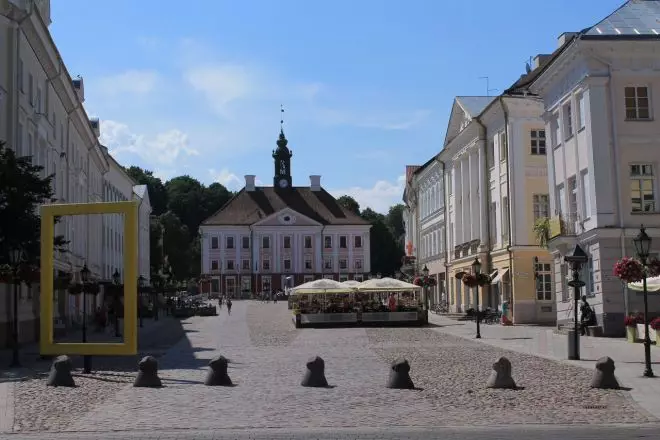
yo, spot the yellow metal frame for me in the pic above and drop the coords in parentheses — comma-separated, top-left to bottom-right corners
(40, 201, 139, 355)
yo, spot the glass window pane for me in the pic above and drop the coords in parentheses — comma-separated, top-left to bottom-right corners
(639, 108, 650, 119)
(625, 87, 636, 98)
(637, 87, 648, 97)
(626, 109, 637, 119)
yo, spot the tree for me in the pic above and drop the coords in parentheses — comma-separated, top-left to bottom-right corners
(360, 208, 385, 223)
(165, 175, 207, 236)
(0, 141, 67, 266)
(368, 219, 404, 276)
(385, 204, 405, 242)
(149, 218, 164, 275)
(158, 211, 192, 281)
(337, 195, 361, 215)
(125, 166, 168, 216)
(203, 182, 232, 220)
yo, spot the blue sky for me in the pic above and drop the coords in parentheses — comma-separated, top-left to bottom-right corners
(50, 0, 623, 213)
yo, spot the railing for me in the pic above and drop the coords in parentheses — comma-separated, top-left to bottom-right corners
(549, 212, 580, 238)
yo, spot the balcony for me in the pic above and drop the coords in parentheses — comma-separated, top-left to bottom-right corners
(548, 212, 580, 238)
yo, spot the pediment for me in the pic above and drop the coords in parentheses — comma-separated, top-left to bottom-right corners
(444, 100, 472, 147)
(251, 207, 322, 227)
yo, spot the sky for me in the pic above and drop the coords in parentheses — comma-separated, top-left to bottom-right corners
(49, 0, 624, 213)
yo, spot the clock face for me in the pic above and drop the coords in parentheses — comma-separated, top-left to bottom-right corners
(279, 179, 289, 188)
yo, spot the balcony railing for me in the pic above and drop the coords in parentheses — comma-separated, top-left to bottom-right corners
(549, 212, 580, 238)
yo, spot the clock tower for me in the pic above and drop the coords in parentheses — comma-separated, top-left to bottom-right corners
(273, 109, 293, 188)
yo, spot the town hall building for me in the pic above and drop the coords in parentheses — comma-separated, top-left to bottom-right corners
(199, 127, 372, 297)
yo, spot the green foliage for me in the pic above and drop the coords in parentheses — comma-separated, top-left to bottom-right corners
(125, 166, 168, 215)
(337, 195, 360, 215)
(533, 217, 550, 249)
(0, 141, 68, 267)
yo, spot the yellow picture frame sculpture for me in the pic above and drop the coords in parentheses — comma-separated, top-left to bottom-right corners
(40, 201, 139, 356)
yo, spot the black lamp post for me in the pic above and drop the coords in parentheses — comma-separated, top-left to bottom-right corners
(564, 244, 588, 361)
(422, 265, 430, 311)
(80, 264, 92, 373)
(138, 275, 145, 328)
(8, 248, 23, 368)
(111, 269, 121, 337)
(633, 225, 655, 378)
(472, 257, 482, 339)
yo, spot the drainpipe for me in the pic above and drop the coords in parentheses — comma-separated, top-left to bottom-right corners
(434, 158, 451, 304)
(498, 97, 515, 314)
(320, 225, 326, 278)
(249, 225, 254, 296)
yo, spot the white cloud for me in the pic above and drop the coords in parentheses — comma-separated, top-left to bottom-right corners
(330, 175, 405, 214)
(100, 120, 199, 168)
(97, 70, 160, 95)
(208, 168, 263, 190)
(184, 65, 255, 118)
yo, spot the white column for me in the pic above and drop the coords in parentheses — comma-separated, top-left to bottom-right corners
(333, 233, 339, 274)
(478, 144, 488, 248)
(468, 153, 474, 241)
(460, 158, 468, 244)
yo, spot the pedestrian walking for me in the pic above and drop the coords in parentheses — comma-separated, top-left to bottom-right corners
(227, 298, 232, 315)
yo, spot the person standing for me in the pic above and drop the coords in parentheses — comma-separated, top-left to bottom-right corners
(226, 298, 232, 315)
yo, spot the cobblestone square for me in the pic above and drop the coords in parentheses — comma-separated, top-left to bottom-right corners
(9, 302, 657, 433)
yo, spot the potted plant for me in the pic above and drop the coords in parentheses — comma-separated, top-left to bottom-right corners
(613, 257, 644, 283)
(533, 217, 551, 248)
(461, 273, 478, 288)
(624, 315, 641, 342)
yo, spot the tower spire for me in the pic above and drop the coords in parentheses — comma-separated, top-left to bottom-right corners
(280, 104, 285, 134)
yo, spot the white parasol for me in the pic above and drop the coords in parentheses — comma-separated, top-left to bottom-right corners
(355, 277, 421, 292)
(291, 278, 355, 294)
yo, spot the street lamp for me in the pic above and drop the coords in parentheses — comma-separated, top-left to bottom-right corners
(80, 264, 92, 373)
(111, 269, 121, 337)
(138, 275, 145, 328)
(472, 257, 482, 339)
(8, 248, 23, 368)
(633, 225, 655, 378)
(564, 244, 588, 361)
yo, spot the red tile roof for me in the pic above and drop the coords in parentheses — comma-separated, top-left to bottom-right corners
(201, 186, 369, 226)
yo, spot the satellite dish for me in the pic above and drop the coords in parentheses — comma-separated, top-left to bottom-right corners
(525, 62, 532, 74)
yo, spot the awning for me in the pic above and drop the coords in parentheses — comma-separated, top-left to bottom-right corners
(490, 268, 509, 285)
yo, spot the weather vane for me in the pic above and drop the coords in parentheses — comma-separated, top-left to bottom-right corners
(280, 104, 284, 129)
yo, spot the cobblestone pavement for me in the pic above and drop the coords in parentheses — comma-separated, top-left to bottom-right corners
(2, 425, 660, 440)
(8, 302, 659, 433)
(11, 316, 188, 432)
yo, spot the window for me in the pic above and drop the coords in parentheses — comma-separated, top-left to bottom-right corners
(354, 236, 362, 248)
(535, 262, 552, 301)
(563, 102, 573, 139)
(499, 132, 508, 162)
(583, 258, 595, 298)
(211, 260, 219, 271)
(211, 236, 219, 249)
(630, 164, 656, 212)
(502, 196, 510, 242)
(552, 115, 560, 146)
(304, 236, 312, 249)
(283, 236, 291, 249)
(577, 94, 586, 129)
(488, 139, 495, 168)
(226, 236, 234, 249)
(283, 259, 291, 271)
(354, 274, 364, 282)
(324, 258, 333, 270)
(211, 279, 219, 293)
(262, 236, 270, 249)
(339, 275, 349, 282)
(303, 275, 314, 283)
(226, 260, 234, 270)
(581, 171, 591, 219)
(36, 87, 42, 113)
(262, 259, 270, 271)
(530, 130, 546, 155)
(242, 259, 250, 270)
(242, 236, 250, 249)
(355, 259, 363, 270)
(625, 86, 650, 120)
(305, 259, 313, 270)
(339, 259, 348, 270)
(339, 236, 347, 248)
(533, 194, 550, 221)
(324, 236, 332, 249)
(489, 202, 498, 244)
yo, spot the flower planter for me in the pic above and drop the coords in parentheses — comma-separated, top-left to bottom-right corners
(626, 326, 637, 343)
(637, 323, 646, 341)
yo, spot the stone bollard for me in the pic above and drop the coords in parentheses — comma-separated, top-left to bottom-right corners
(46, 355, 75, 387)
(386, 358, 415, 389)
(301, 356, 329, 387)
(133, 355, 163, 388)
(205, 355, 233, 386)
(591, 356, 620, 389)
(486, 357, 517, 389)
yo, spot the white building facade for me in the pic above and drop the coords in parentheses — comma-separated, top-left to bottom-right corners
(521, 2, 660, 336)
(0, 0, 149, 345)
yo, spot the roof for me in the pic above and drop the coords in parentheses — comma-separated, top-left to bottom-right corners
(585, 0, 660, 37)
(133, 184, 148, 198)
(201, 186, 370, 226)
(455, 96, 497, 117)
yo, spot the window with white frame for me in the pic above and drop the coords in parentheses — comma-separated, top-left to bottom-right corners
(339, 274, 348, 282)
(624, 86, 650, 120)
(552, 115, 560, 146)
(242, 236, 250, 249)
(283, 236, 291, 249)
(563, 102, 573, 139)
(499, 132, 508, 162)
(355, 259, 363, 270)
(324, 236, 332, 249)
(488, 139, 495, 168)
(630, 164, 656, 212)
(577, 94, 586, 129)
(226, 259, 235, 270)
(533, 194, 550, 221)
(339, 259, 348, 270)
(241, 259, 250, 270)
(262, 258, 270, 271)
(211, 260, 219, 271)
(262, 236, 270, 249)
(304, 236, 312, 249)
(226, 236, 234, 249)
(354, 274, 364, 282)
(535, 262, 552, 301)
(303, 275, 314, 283)
(530, 130, 546, 155)
(305, 259, 313, 270)
(339, 236, 347, 248)
(283, 259, 291, 271)
(211, 237, 218, 249)
(354, 236, 362, 248)
(324, 257, 333, 270)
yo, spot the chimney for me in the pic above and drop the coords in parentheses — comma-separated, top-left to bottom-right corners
(533, 54, 551, 70)
(557, 32, 578, 48)
(309, 175, 321, 191)
(72, 76, 85, 103)
(245, 175, 256, 192)
(89, 118, 100, 138)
